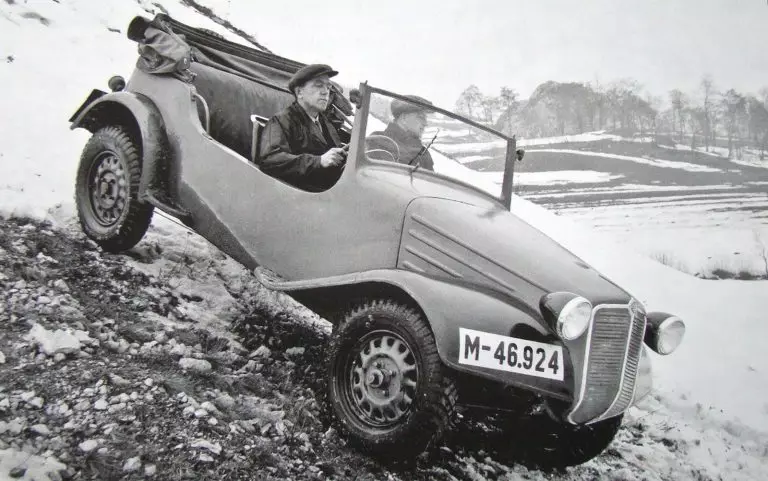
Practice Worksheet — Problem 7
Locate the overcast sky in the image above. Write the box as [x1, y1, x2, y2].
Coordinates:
[212, 0, 767, 109]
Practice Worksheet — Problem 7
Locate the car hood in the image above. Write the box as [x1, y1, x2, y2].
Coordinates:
[398, 196, 632, 308]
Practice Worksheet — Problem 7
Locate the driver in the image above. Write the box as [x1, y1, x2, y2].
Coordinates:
[258, 64, 348, 192]
[366, 95, 435, 171]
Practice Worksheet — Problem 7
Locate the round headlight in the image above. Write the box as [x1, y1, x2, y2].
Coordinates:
[656, 316, 685, 355]
[557, 297, 592, 340]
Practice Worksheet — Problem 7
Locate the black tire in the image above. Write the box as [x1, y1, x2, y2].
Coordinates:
[325, 299, 457, 459]
[75, 126, 153, 253]
[500, 413, 623, 469]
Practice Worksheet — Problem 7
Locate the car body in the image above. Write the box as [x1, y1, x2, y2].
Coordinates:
[69, 13, 685, 466]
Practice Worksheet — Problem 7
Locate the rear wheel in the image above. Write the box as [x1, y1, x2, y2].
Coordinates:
[75, 126, 153, 253]
[325, 299, 457, 459]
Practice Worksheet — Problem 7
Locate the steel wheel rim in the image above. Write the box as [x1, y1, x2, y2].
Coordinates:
[88, 150, 128, 226]
[342, 329, 419, 428]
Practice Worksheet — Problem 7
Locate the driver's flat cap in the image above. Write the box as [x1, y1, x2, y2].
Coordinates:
[391, 95, 433, 118]
[288, 64, 339, 93]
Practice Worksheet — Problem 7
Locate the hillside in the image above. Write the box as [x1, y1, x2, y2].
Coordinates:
[2, 1, 768, 480]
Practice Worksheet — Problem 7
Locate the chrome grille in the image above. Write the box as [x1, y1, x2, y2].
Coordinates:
[603, 307, 646, 418]
[568, 303, 647, 424]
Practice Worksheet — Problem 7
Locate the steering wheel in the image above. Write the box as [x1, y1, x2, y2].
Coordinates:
[365, 134, 401, 163]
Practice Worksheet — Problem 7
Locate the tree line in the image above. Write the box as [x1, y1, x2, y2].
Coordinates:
[454, 76, 768, 160]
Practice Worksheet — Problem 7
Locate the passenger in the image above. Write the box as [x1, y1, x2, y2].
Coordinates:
[258, 64, 348, 192]
[366, 95, 434, 171]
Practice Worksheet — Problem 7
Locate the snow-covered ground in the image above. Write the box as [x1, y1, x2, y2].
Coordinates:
[2, 1, 768, 479]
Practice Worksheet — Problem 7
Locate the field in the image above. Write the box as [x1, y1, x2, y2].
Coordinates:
[437, 130, 768, 278]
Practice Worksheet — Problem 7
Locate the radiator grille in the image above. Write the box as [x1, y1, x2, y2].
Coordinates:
[569, 303, 646, 424]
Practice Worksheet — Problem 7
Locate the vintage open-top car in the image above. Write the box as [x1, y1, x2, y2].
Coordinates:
[68, 14, 686, 467]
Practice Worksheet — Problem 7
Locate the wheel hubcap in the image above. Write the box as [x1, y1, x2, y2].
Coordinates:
[347, 330, 419, 427]
[89, 151, 128, 226]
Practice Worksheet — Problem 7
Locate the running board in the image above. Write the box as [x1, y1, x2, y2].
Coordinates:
[253, 267, 360, 292]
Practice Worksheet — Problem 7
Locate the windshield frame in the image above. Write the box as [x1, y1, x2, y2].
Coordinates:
[353, 83, 519, 209]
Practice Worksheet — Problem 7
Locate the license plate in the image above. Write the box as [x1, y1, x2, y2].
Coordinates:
[458, 328, 564, 381]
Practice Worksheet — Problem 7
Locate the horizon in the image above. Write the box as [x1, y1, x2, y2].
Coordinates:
[202, 0, 768, 111]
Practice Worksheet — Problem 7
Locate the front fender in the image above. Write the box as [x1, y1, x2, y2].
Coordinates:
[69, 90, 172, 199]
[379, 271, 574, 400]
[260, 268, 574, 400]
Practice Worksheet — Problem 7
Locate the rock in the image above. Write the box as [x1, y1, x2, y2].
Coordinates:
[144, 464, 157, 476]
[74, 400, 90, 411]
[20, 391, 35, 402]
[153, 332, 168, 344]
[26, 324, 81, 356]
[178, 358, 212, 374]
[209, 351, 241, 366]
[30, 424, 51, 436]
[6, 418, 25, 435]
[249, 345, 271, 359]
[79, 439, 99, 453]
[9, 466, 26, 478]
[199, 453, 214, 463]
[94, 399, 108, 410]
[108, 373, 130, 387]
[53, 279, 70, 292]
[182, 406, 195, 418]
[213, 394, 235, 411]
[143, 378, 154, 387]
[170, 344, 187, 357]
[190, 439, 222, 455]
[207, 417, 218, 426]
[123, 456, 142, 473]
[194, 409, 208, 418]
[285, 347, 305, 357]
[0, 351, 5, 364]
[200, 401, 218, 414]
[53, 353, 66, 363]
[74, 330, 95, 346]
[0, 398, 9, 410]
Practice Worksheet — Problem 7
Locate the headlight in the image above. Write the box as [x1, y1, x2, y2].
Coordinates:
[557, 297, 593, 340]
[644, 312, 685, 355]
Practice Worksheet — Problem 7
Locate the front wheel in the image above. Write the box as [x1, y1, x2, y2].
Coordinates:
[75, 126, 153, 253]
[325, 299, 457, 459]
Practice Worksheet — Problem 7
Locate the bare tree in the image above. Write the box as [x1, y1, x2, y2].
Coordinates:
[480, 95, 500, 124]
[669, 89, 688, 144]
[746, 95, 768, 159]
[700, 74, 716, 151]
[720, 89, 747, 159]
[455, 85, 483, 120]
[499, 87, 519, 135]
[588, 78, 607, 130]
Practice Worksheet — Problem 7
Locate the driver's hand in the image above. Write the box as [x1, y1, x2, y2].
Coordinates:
[320, 147, 346, 168]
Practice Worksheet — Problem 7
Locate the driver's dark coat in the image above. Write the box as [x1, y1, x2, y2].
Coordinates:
[366, 122, 434, 171]
[258, 101, 343, 192]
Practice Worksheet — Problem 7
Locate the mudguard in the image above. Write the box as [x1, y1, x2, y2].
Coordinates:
[68, 90, 174, 204]
[255, 268, 575, 400]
